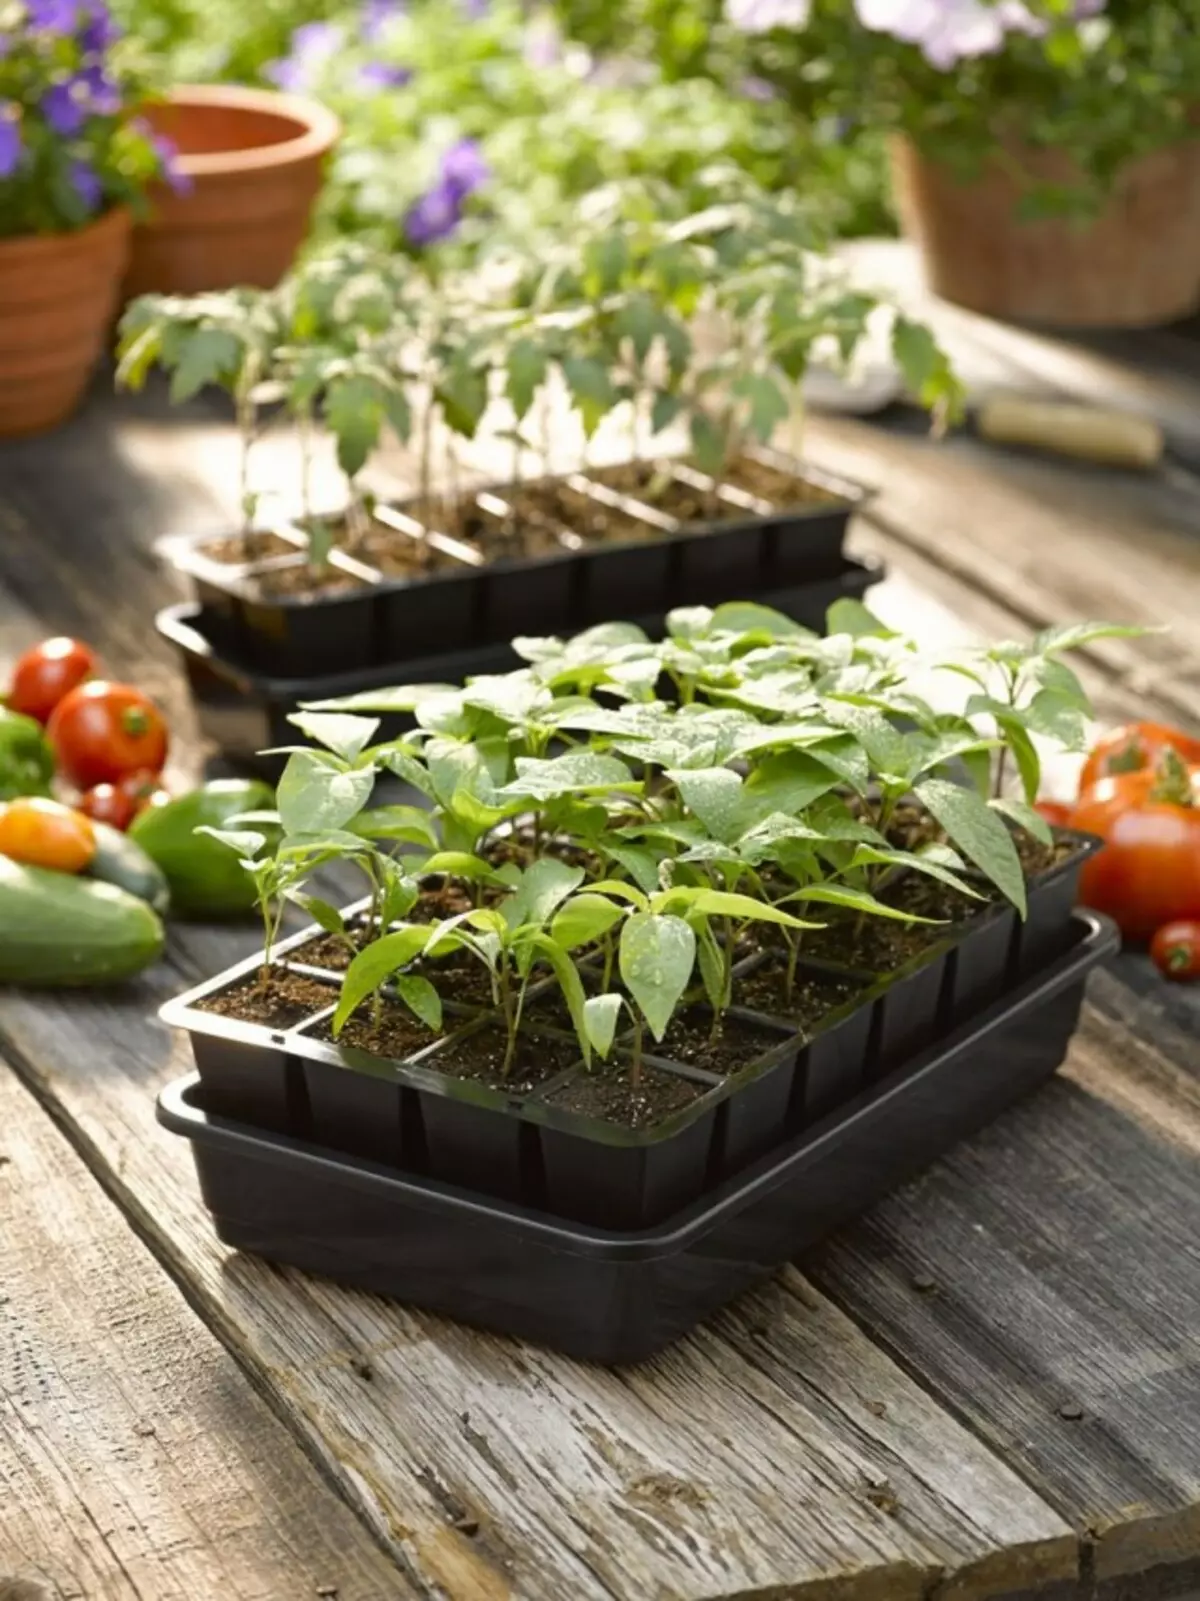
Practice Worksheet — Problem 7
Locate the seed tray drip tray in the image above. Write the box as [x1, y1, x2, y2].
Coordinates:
[159, 911, 1117, 1364]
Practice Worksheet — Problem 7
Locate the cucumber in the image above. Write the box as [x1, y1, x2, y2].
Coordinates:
[87, 822, 171, 915]
[128, 779, 276, 919]
[0, 857, 165, 986]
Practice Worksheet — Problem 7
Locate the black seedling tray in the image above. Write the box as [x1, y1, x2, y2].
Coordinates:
[159, 831, 1098, 1232]
[158, 910, 1118, 1363]
[159, 452, 867, 679]
[157, 556, 883, 774]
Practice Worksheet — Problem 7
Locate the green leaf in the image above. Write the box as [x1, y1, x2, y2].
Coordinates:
[582, 993, 623, 1060]
[914, 778, 1027, 916]
[616, 294, 658, 364]
[324, 375, 384, 479]
[667, 767, 747, 845]
[501, 751, 639, 802]
[991, 796, 1054, 848]
[394, 974, 442, 1032]
[664, 887, 819, 931]
[561, 356, 616, 438]
[334, 926, 431, 1034]
[352, 806, 439, 848]
[619, 913, 696, 1042]
[732, 373, 790, 443]
[651, 390, 684, 437]
[503, 858, 586, 932]
[421, 851, 511, 885]
[599, 845, 660, 897]
[194, 825, 266, 863]
[288, 711, 380, 763]
[696, 930, 726, 1012]
[709, 602, 808, 640]
[689, 409, 726, 476]
[1032, 621, 1147, 656]
[1025, 689, 1089, 751]
[550, 893, 626, 952]
[784, 884, 935, 923]
[277, 752, 376, 837]
[288, 892, 346, 938]
[826, 599, 894, 639]
[529, 932, 592, 1064]
[506, 336, 548, 419]
[168, 327, 243, 403]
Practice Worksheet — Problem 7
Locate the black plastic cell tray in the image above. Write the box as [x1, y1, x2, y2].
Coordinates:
[160, 831, 1098, 1233]
[158, 911, 1117, 1364]
[157, 557, 884, 775]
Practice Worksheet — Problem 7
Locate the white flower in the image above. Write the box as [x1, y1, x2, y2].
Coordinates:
[726, 0, 813, 34]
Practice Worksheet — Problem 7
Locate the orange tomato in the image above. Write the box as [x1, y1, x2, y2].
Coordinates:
[0, 797, 96, 874]
[1079, 721, 1200, 798]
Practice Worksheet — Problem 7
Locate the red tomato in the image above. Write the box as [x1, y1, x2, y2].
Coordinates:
[8, 637, 97, 725]
[1079, 721, 1200, 798]
[1074, 754, 1200, 940]
[1150, 920, 1200, 983]
[79, 783, 138, 831]
[1034, 798, 1073, 829]
[0, 796, 96, 873]
[117, 768, 169, 816]
[48, 682, 169, 789]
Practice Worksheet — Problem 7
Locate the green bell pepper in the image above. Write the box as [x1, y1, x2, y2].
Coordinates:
[0, 707, 56, 801]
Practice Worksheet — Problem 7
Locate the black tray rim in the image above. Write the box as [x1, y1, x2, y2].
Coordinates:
[158, 908, 1117, 1262]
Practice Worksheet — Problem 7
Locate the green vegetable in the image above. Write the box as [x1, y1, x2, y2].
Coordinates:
[87, 821, 171, 915]
[0, 707, 55, 801]
[129, 779, 276, 917]
[0, 858, 164, 986]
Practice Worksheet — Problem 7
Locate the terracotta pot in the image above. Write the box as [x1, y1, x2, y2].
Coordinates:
[125, 85, 340, 299]
[0, 207, 130, 439]
[890, 133, 1200, 327]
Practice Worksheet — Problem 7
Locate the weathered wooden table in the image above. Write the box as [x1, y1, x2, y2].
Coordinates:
[3, 252, 1200, 1601]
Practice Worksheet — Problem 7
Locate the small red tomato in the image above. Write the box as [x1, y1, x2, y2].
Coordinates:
[1074, 753, 1200, 940]
[117, 768, 168, 816]
[1150, 921, 1200, 983]
[0, 796, 96, 873]
[8, 637, 97, 725]
[1034, 798, 1073, 829]
[79, 783, 138, 831]
[48, 682, 169, 789]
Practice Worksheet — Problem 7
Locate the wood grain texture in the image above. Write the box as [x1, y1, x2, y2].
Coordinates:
[0, 1065, 408, 1601]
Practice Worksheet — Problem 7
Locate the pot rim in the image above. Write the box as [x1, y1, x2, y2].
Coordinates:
[0, 203, 130, 266]
[145, 84, 341, 178]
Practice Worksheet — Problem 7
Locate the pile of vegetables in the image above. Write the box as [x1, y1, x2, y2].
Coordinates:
[0, 636, 272, 987]
[1040, 719, 1200, 982]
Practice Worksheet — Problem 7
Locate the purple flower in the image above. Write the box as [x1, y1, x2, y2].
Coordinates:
[27, 0, 82, 32]
[266, 21, 344, 92]
[0, 109, 22, 179]
[80, 3, 120, 53]
[362, 0, 403, 40]
[148, 130, 193, 195]
[357, 61, 414, 91]
[440, 137, 489, 200]
[69, 158, 103, 212]
[404, 182, 463, 246]
[738, 74, 778, 101]
[851, 0, 1105, 67]
[41, 80, 86, 137]
[79, 63, 121, 114]
[460, 0, 488, 16]
[523, 14, 561, 68]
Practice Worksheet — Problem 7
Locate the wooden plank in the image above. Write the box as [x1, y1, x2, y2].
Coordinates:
[0, 1065, 408, 1601]
[0, 959, 1079, 1601]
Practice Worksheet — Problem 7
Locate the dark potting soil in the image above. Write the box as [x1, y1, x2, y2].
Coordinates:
[196, 968, 337, 1030]
[482, 829, 596, 874]
[410, 948, 499, 1008]
[719, 455, 841, 508]
[305, 994, 441, 1060]
[651, 1005, 786, 1078]
[515, 480, 666, 544]
[544, 1059, 709, 1131]
[286, 924, 376, 974]
[251, 559, 372, 602]
[734, 959, 868, 1034]
[461, 501, 576, 560]
[199, 531, 298, 565]
[586, 462, 716, 524]
[424, 1023, 578, 1096]
[792, 871, 981, 976]
[329, 515, 465, 582]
